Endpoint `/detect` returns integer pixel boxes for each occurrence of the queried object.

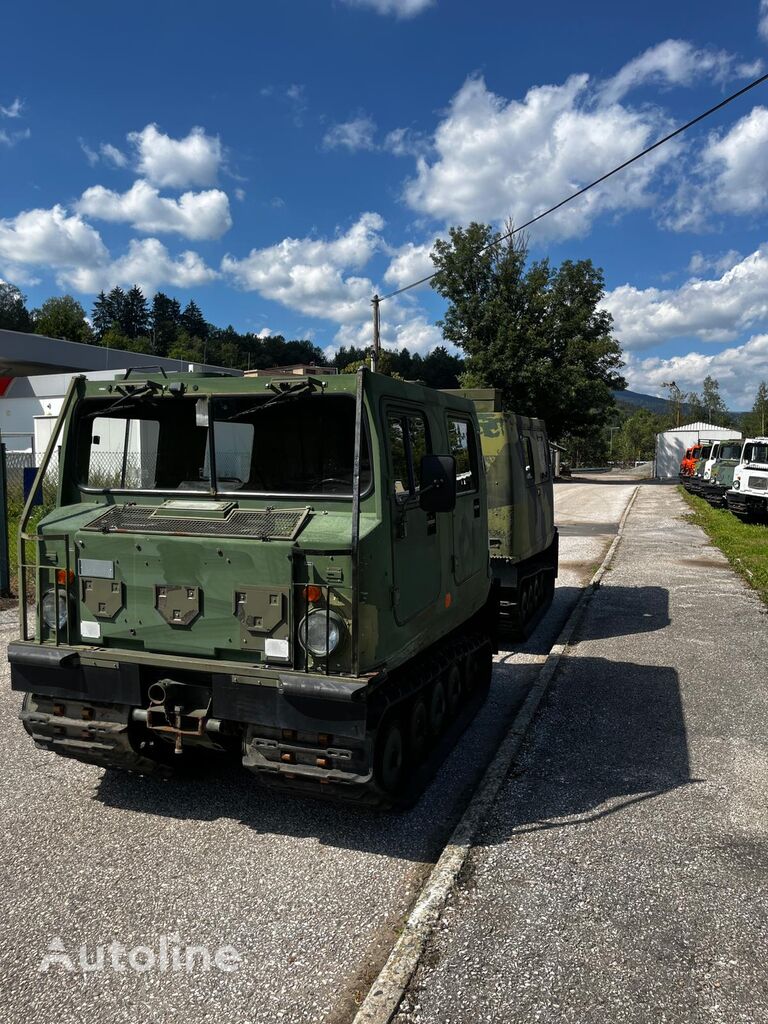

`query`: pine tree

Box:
[150,292,181,356]
[123,285,150,339]
[105,287,127,335]
[181,300,208,341]
[91,291,113,340]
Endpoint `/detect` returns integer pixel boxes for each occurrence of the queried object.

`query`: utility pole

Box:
[608,425,620,458]
[371,294,380,373]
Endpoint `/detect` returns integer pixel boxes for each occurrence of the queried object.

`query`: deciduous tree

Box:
[430,222,625,439]
[33,295,93,343]
[0,281,33,332]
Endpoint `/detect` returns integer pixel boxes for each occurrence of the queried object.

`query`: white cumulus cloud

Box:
[599,39,761,104]
[77,180,232,240]
[403,73,673,241]
[604,246,768,350]
[323,115,377,152]
[61,237,218,295]
[222,212,384,323]
[626,333,768,409]
[128,124,223,188]
[383,239,437,290]
[0,205,108,276]
[339,0,435,17]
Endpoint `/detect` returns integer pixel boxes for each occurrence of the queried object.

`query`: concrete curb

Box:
[352,485,641,1024]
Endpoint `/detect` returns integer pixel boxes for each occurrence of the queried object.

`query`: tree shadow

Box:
[479,655,698,845]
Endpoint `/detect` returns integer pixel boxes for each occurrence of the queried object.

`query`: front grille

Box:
[84,504,310,540]
[748,476,768,491]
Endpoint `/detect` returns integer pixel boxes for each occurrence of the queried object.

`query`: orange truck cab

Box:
[680,446,699,477]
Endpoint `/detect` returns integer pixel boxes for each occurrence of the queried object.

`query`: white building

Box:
[654,422,742,480]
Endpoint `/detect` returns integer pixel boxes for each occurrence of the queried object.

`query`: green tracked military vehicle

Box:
[444,390,558,636]
[10,368,557,804]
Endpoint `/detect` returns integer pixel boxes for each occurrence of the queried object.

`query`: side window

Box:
[388,411,430,499]
[535,434,550,481]
[448,418,478,494]
[523,436,535,483]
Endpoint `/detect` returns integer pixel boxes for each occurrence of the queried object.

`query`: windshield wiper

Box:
[84,380,164,419]
[225,378,324,421]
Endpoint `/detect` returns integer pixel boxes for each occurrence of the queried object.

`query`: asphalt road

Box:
[0,473,639,1024]
[395,483,768,1024]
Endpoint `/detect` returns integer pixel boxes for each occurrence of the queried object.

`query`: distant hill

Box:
[613,389,747,422]
[613,389,674,415]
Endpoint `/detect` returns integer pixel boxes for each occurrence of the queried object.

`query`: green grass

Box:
[679,486,768,606]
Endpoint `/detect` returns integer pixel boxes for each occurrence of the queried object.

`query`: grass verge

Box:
[679,486,768,606]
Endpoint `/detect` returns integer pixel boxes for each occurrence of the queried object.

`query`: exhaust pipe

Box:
[147,681,168,705]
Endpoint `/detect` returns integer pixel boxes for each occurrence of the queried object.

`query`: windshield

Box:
[719,442,743,460]
[74,392,371,497]
[745,442,768,464]
[699,445,712,459]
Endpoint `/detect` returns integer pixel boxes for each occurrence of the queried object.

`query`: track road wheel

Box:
[428,679,447,738]
[375,717,405,796]
[445,663,462,717]
[408,698,429,761]
[466,643,493,701]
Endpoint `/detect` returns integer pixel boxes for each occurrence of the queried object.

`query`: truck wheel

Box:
[375,717,405,795]
[428,679,447,738]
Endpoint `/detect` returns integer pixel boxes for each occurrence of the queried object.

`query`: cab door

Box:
[386,406,440,624]
[447,415,485,584]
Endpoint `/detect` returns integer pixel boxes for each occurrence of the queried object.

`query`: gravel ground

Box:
[0,475,637,1024]
[396,483,768,1024]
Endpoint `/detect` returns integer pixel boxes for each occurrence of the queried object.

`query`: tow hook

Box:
[142,679,212,755]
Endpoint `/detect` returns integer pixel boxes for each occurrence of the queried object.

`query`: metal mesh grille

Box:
[748,476,768,491]
[84,505,310,540]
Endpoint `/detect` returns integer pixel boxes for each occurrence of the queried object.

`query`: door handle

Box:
[473,497,480,518]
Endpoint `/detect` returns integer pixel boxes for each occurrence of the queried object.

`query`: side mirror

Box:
[419,454,456,513]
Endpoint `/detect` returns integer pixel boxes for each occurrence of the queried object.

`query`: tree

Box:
[181,300,208,342]
[122,285,150,339]
[91,291,112,340]
[150,292,181,356]
[661,381,684,428]
[430,222,625,439]
[91,287,128,339]
[0,282,33,332]
[686,376,732,427]
[32,295,93,343]
[744,381,768,436]
[701,375,731,426]
[615,408,665,464]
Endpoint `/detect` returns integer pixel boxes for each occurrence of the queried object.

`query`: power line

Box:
[378,69,768,304]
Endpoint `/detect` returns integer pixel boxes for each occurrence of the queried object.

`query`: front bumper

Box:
[9,641,376,784]
[726,492,768,517]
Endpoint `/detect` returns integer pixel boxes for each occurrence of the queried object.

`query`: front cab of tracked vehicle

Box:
[727,437,768,521]
[9,369,496,800]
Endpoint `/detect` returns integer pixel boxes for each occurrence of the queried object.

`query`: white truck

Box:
[726,437,768,521]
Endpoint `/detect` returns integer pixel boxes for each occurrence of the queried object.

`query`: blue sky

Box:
[2,0,768,406]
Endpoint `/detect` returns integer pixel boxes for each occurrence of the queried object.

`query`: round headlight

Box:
[733,479,740,490]
[298,609,344,658]
[42,589,68,630]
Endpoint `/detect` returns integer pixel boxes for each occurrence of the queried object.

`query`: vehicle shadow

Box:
[505,586,671,657]
[478,655,698,846]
